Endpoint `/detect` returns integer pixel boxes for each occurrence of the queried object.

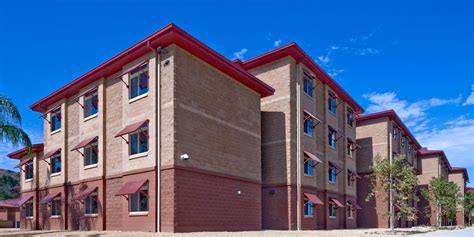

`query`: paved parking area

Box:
[0,227,470,237]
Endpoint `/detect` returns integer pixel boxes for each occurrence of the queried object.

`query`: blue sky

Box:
[0,0,472,185]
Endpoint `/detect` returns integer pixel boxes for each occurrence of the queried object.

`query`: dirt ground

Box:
[0,227,443,237]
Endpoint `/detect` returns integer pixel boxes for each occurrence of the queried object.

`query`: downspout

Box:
[295,61,301,231]
[147,42,162,232]
[389,121,394,230]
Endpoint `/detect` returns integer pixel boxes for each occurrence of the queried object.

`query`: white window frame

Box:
[347,172,354,187]
[50,154,61,174]
[392,127,398,139]
[328,203,337,218]
[84,193,98,216]
[129,186,149,214]
[328,128,337,149]
[25,201,33,218]
[303,74,313,97]
[25,161,34,180]
[129,127,149,157]
[129,64,149,100]
[84,143,98,167]
[304,157,314,177]
[347,203,354,219]
[50,108,61,132]
[303,117,313,137]
[51,198,61,217]
[328,164,337,183]
[347,109,354,127]
[84,90,98,119]
[303,200,314,217]
[328,92,337,114]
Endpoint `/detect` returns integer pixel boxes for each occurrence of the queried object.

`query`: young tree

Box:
[464,190,474,226]
[366,154,419,230]
[421,177,461,227]
[0,95,31,147]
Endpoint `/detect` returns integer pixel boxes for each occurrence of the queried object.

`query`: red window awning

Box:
[16,158,32,168]
[72,187,97,201]
[303,151,322,164]
[328,161,343,171]
[348,169,361,179]
[304,193,324,205]
[115,120,149,138]
[330,197,344,208]
[16,195,33,206]
[71,136,98,151]
[38,149,61,161]
[115,180,148,196]
[39,192,61,204]
[114,60,149,79]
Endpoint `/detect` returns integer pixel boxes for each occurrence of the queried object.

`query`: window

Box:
[129,128,149,155]
[129,186,148,213]
[328,203,337,218]
[303,73,313,97]
[328,127,337,148]
[347,109,354,126]
[51,198,61,216]
[328,164,337,183]
[84,193,98,215]
[401,136,406,147]
[51,108,61,132]
[304,158,314,176]
[347,140,354,157]
[84,143,98,166]
[129,64,149,99]
[84,90,98,118]
[347,203,354,219]
[328,92,337,113]
[25,161,33,180]
[347,172,354,187]
[25,201,33,218]
[303,117,313,136]
[51,154,61,174]
[408,144,412,154]
[392,127,398,140]
[304,200,314,217]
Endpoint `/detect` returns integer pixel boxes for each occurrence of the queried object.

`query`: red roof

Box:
[449,167,469,183]
[418,148,452,170]
[0,198,21,208]
[356,110,421,149]
[238,43,364,113]
[467,187,474,192]
[7,144,44,159]
[30,23,274,113]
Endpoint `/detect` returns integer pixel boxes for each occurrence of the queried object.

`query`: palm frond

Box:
[0,124,31,147]
[0,95,22,125]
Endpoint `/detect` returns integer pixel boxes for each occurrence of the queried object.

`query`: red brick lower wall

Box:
[38,186,66,230]
[262,186,295,230]
[20,190,36,230]
[67,179,104,231]
[106,170,156,232]
[357,175,389,228]
[170,168,261,232]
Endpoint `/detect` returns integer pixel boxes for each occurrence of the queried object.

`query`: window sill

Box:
[328,110,336,116]
[329,216,337,219]
[129,93,148,104]
[348,217,354,219]
[50,172,61,177]
[303,133,313,138]
[50,129,61,135]
[25,216,34,220]
[129,152,148,160]
[129,211,148,216]
[84,213,98,218]
[328,145,337,150]
[25,178,33,183]
[303,174,313,177]
[328,181,336,185]
[303,92,313,100]
[304,215,314,218]
[84,164,98,170]
[83,114,98,122]
[50,215,62,219]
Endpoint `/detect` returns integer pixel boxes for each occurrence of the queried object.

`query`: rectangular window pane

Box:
[130,193,138,212]
[51,109,61,132]
[84,91,98,118]
[139,190,148,212]
[130,133,139,155]
[51,155,61,173]
[84,145,98,166]
[130,77,139,99]
[139,130,149,153]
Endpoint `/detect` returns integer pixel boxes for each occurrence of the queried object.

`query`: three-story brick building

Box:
[236,43,364,230]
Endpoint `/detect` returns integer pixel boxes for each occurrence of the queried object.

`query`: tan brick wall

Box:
[356,117,389,173]
[173,46,261,181]
[449,172,466,225]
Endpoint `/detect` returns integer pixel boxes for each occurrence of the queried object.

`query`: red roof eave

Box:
[7,144,44,159]
[30,23,274,113]
[240,43,364,113]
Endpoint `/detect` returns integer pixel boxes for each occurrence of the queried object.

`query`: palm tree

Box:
[0,95,31,147]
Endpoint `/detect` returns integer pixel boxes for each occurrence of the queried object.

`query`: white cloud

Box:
[233,48,248,60]
[363,92,461,129]
[318,55,330,64]
[328,69,345,77]
[463,85,474,106]
[273,40,282,47]
[417,116,474,167]
[354,47,380,56]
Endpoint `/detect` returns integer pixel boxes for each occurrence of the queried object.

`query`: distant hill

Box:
[0,169,19,200]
